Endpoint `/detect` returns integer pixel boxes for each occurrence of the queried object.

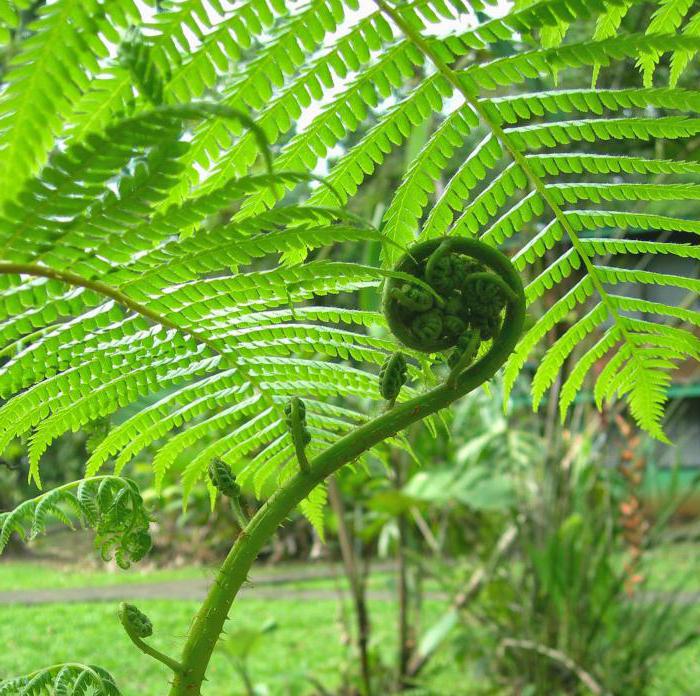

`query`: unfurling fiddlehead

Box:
[209,458,241,498]
[284,397,311,473]
[383,237,523,386]
[379,352,408,406]
[208,458,248,528]
[119,602,183,674]
[0,476,151,569]
[119,603,153,639]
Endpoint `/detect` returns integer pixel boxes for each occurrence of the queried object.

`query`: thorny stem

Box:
[0,252,523,694]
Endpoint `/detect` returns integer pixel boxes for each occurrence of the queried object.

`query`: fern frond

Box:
[580,238,700,260]
[0,0,140,201]
[299,482,327,540]
[306,75,452,208]
[360,14,700,438]
[670,9,700,85]
[164,4,387,202]
[1,0,698,504]
[465,34,700,92]
[558,328,621,416]
[146,0,286,104]
[382,107,479,263]
[0,663,121,696]
[506,117,700,151]
[212,37,425,214]
[591,1,632,85]
[486,87,700,123]
[503,277,595,396]
[531,303,608,410]
[85,371,249,476]
[638,0,695,86]
[596,266,700,294]
[610,295,700,326]
[153,394,268,490]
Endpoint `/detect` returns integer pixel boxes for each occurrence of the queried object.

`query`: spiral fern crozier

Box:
[383,238,521,380]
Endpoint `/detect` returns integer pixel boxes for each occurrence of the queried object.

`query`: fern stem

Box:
[121,628,184,674]
[166,247,525,696]
[372,0,637,351]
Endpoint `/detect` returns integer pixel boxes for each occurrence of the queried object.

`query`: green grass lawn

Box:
[0,598,360,695]
[2,592,699,696]
[0,558,402,593]
[2,546,700,695]
[0,560,214,592]
[0,559,452,694]
[0,593,455,695]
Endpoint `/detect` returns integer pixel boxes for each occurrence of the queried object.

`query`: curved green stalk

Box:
[167,249,525,696]
[119,603,184,674]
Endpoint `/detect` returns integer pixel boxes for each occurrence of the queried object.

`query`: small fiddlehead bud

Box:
[119,603,153,639]
[119,602,183,674]
[208,458,241,498]
[284,397,311,472]
[209,459,248,528]
[379,352,407,405]
[382,237,524,386]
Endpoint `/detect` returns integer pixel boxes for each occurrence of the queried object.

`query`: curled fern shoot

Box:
[209,458,247,528]
[119,603,183,674]
[382,238,524,362]
[119,603,153,639]
[0,477,151,569]
[379,352,408,406]
[208,458,241,499]
[284,397,312,473]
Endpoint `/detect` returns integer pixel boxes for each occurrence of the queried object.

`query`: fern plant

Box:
[0,0,698,694]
